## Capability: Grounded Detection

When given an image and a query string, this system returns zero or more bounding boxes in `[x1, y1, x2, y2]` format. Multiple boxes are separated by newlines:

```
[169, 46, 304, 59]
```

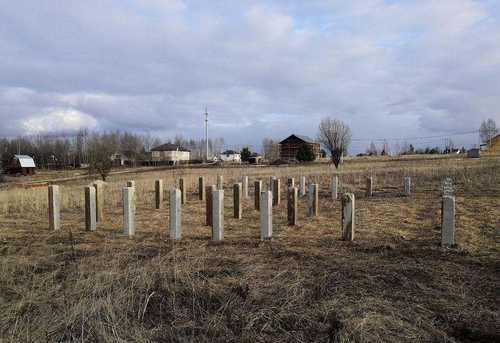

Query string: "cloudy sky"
[1, 0, 499, 152]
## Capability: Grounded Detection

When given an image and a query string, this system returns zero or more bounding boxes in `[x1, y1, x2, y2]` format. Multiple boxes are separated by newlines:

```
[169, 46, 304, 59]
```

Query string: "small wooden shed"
[6, 155, 36, 175]
[467, 148, 480, 158]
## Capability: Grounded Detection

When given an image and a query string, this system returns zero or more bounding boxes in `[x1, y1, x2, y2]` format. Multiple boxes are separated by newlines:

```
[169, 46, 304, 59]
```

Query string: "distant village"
[0, 133, 324, 176]
[0, 117, 499, 178]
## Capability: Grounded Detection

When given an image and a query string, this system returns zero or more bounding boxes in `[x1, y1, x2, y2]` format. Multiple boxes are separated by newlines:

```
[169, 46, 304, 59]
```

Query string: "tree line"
[0, 130, 225, 170]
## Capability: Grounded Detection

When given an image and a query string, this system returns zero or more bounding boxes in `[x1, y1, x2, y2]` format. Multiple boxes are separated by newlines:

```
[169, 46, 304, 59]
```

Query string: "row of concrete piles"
[47, 175, 457, 246]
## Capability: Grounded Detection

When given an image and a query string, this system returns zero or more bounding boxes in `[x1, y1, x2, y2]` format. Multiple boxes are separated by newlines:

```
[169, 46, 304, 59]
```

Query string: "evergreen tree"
[240, 147, 251, 162]
[296, 144, 315, 162]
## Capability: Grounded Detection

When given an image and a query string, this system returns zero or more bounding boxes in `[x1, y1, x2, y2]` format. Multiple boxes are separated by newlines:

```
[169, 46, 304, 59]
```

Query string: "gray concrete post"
[341, 193, 355, 241]
[308, 183, 319, 216]
[242, 176, 249, 198]
[287, 186, 298, 226]
[441, 195, 455, 247]
[269, 176, 276, 191]
[442, 177, 454, 196]
[260, 190, 272, 240]
[48, 185, 60, 231]
[254, 180, 262, 210]
[332, 176, 338, 200]
[233, 183, 242, 219]
[123, 187, 135, 236]
[212, 189, 224, 241]
[123, 180, 136, 213]
[155, 179, 163, 209]
[169, 188, 182, 239]
[300, 176, 306, 197]
[84, 186, 96, 231]
[93, 182, 104, 222]
[366, 177, 373, 197]
[404, 177, 411, 196]
[217, 175, 224, 190]
[272, 178, 281, 206]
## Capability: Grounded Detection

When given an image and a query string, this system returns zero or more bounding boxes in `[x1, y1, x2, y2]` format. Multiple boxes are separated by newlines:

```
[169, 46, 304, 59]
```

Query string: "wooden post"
[366, 177, 373, 197]
[233, 183, 242, 219]
[254, 180, 262, 211]
[341, 193, 355, 241]
[272, 178, 281, 207]
[84, 186, 96, 231]
[179, 178, 186, 204]
[198, 176, 205, 201]
[93, 182, 104, 222]
[155, 179, 163, 209]
[206, 185, 216, 226]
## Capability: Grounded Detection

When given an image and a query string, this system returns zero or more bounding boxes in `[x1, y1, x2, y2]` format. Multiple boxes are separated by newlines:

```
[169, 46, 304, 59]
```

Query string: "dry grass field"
[0, 156, 499, 342]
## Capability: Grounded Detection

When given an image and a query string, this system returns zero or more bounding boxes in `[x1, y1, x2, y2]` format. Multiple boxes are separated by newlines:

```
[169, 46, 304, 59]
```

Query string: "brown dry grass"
[0, 156, 499, 342]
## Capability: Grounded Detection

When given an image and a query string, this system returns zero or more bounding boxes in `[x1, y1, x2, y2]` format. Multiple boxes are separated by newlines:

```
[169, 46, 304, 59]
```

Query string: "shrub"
[296, 145, 315, 162]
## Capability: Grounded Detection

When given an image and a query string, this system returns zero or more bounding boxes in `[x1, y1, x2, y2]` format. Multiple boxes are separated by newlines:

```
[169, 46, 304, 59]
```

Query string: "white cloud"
[21, 109, 97, 134]
[0, 0, 499, 151]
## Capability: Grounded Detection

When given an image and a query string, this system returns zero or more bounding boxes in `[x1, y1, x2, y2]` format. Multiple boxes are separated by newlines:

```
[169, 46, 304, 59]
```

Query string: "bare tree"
[212, 137, 225, 156]
[262, 138, 279, 161]
[479, 118, 498, 146]
[317, 118, 351, 168]
[444, 138, 455, 154]
[141, 132, 161, 153]
[366, 141, 378, 156]
[381, 140, 390, 156]
[88, 133, 117, 181]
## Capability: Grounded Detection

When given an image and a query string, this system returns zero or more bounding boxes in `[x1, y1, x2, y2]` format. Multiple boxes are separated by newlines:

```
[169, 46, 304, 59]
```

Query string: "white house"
[149, 144, 191, 164]
[219, 150, 241, 163]
[110, 151, 136, 167]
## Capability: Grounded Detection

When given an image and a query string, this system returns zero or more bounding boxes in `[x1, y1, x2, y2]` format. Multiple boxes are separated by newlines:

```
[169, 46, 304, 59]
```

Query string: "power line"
[351, 130, 478, 142]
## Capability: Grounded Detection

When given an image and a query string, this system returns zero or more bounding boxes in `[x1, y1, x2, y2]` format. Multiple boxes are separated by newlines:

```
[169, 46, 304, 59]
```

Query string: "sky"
[1, 0, 499, 153]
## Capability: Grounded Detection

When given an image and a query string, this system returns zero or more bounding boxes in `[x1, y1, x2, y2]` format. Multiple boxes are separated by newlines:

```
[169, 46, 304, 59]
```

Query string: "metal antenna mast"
[204, 107, 209, 162]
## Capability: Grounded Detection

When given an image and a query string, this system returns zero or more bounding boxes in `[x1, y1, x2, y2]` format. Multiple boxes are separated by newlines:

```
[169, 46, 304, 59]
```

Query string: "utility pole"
[205, 107, 209, 162]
